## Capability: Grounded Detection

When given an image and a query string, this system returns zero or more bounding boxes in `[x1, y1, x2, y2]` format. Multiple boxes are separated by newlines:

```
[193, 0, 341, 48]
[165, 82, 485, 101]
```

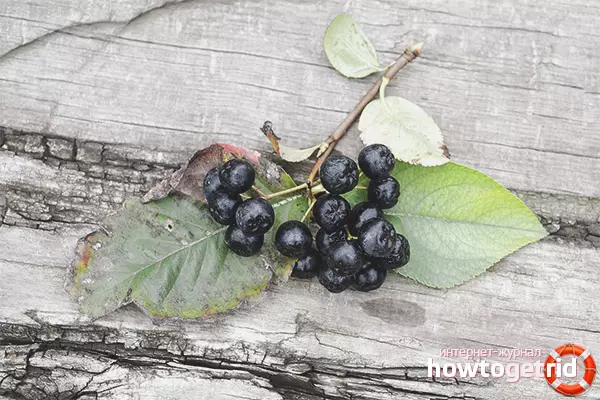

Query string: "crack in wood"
[0, 321, 483, 400]
[1, 127, 599, 245]
[0, 0, 201, 61]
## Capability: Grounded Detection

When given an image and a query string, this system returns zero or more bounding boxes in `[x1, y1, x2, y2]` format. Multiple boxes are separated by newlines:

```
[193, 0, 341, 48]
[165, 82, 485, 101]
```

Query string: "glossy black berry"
[235, 198, 275, 235]
[320, 155, 359, 194]
[357, 218, 396, 257]
[358, 144, 395, 179]
[219, 158, 255, 194]
[378, 234, 410, 270]
[275, 221, 313, 258]
[315, 228, 346, 256]
[203, 167, 223, 201]
[368, 176, 400, 209]
[352, 264, 387, 292]
[347, 202, 383, 236]
[291, 249, 322, 279]
[207, 189, 242, 225]
[318, 267, 352, 293]
[225, 225, 264, 257]
[313, 194, 350, 233]
[326, 240, 363, 276]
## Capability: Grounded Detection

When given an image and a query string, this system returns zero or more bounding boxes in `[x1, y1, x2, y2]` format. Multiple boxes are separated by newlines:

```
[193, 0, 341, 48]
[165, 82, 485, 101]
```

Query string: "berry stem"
[345, 226, 358, 240]
[300, 199, 316, 223]
[251, 185, 267, 197]
[355, 185, 368, 190]
[306, 43, 422, 185]
[310, 183, 327, 196]
[263, 182, 309, 200]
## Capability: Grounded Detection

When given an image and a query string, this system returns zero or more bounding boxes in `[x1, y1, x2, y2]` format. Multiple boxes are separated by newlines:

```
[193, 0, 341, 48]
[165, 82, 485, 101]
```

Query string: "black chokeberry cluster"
[287, 144, 410, 293]
[204, 158, 275, 257]
[204, 145, 409, 292]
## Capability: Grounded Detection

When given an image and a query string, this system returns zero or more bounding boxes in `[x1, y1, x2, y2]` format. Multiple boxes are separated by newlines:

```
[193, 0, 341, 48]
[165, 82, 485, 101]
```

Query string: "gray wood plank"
[1, 0, 600, 398]
[0, 0, 189, 57]
[0, 224, 599, 399]
[0, 0, 598, 196]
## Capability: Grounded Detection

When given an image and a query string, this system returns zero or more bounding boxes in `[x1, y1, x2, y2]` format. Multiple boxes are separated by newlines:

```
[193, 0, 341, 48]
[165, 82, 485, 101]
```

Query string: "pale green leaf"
[359, 96, 450, 166]
[323, 13, 382, 78]
[345, 162, 548, 288]
[278, 143, 322, 162]
[69, 146, 308, 319]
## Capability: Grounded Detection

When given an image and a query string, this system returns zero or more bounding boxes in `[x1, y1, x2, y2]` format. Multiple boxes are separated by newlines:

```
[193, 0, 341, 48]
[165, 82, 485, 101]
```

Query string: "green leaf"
[345, 162, 548, 288]
[323, 13, 382, 78]
[69, 145, 308, 319]
[358, 96, 450, 166]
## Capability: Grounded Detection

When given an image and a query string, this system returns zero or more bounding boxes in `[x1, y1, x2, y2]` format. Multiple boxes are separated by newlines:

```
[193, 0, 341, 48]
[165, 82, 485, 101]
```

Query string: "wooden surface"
[1, 0, 599, 399]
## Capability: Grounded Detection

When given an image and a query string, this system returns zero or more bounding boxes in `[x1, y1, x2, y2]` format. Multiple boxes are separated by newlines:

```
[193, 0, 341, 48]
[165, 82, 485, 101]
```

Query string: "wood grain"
[1, 0, 599, 398]
[1, 224, 599, 399]
[0, 0, 598, 196]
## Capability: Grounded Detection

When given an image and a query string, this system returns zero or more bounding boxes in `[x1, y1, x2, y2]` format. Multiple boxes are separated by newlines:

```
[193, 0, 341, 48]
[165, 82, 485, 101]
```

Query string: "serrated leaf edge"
[387, 162, 548, 288]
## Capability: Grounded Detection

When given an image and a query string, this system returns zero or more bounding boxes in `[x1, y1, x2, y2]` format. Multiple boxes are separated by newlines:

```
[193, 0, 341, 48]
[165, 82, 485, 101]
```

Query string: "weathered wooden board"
[1, 224, 600, 399]
[1, 0, 600, 399]
[0, 0, 598, 196]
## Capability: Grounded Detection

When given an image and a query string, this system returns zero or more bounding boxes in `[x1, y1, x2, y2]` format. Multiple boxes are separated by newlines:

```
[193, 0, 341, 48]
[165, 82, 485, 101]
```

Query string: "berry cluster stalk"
[306, 43, 423, 186]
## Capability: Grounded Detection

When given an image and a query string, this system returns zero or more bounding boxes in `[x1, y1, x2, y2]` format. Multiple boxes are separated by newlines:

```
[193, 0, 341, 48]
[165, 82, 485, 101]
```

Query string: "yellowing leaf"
[358, 97, 450, 166]
[323, 13, 382, 78]
[278, 143, 322, 162]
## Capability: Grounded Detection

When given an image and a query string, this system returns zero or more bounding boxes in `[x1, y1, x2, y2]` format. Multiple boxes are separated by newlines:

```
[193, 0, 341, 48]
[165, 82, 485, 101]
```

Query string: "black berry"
[225, 225, 264, 257]
[207, 189, 242, 225]
[318, 267, 352, 293]
[219, 158, 255, 194]
[326, 240, 363, 276]
[291, 249, 322, 279]
[378, 234, 410, 270]
[358, 144, 395, 179]
[313, 194, 350, 233]
[275, 221, 313, 258]
[320, 155, 359, 194]
[347, 202, 383, 236]
[235, 198, 275, 235]
[368, 176, 400, 209]
[203, 167, 223, 201]
[315, 228, 346, 256]
[357, 218, 396, 257]
[352, 264, 387, 292]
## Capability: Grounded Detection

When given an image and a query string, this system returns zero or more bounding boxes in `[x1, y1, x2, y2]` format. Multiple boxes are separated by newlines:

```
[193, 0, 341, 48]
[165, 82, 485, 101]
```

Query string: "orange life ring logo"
[545, 344, 596, 396]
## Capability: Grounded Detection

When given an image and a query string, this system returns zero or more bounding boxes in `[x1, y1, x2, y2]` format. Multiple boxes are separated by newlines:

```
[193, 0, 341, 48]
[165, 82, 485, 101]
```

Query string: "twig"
[306, 43, 423, 185]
